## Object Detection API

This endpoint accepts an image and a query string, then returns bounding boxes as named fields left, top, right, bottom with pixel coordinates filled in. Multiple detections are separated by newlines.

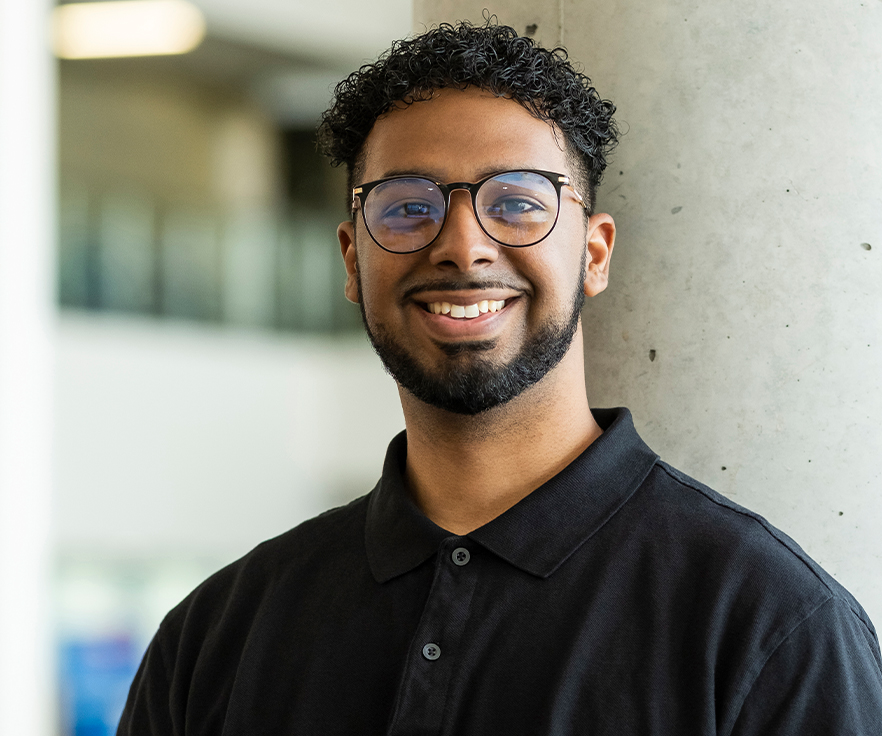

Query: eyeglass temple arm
left=557, top=176, right=588, bottom=210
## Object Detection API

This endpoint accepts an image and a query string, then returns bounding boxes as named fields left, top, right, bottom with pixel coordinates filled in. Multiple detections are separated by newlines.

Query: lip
left=409, top=288, right=521, bottom=305
left=410, top=296, right=519, bottom=341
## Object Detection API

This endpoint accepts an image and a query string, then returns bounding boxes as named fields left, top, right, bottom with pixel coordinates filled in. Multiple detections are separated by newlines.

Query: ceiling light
left=52, top=0, right=206, bottom=59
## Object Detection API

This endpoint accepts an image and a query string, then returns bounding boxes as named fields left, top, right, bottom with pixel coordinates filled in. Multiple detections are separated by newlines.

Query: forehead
left=360, top=87, right=569, bottom=183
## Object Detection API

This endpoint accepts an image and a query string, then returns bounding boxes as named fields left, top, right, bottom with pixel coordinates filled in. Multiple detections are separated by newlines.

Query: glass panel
left=97, top=191, right=156, bottom=312
left=221, top=208, right=277, bottom=327
left=159, top=209, right=221, bottom=321
left=58, top=184, right=95, bottom=308
left=298, top=214, right=338, bottom=332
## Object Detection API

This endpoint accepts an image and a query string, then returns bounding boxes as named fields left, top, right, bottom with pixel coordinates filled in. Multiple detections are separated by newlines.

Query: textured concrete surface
left=415, top=0, right=882, bottom=623
left=413, top=0, right=561, bottom=47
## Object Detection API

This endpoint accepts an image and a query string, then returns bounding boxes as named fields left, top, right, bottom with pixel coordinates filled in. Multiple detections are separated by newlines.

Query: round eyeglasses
left=351, top=169, right=587, bottom=254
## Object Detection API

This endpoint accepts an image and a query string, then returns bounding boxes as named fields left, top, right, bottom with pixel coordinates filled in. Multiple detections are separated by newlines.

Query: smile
left=424, top=299, right=507, bottom=319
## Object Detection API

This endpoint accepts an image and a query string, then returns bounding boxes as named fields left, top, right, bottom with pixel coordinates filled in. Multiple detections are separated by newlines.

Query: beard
left=357, top=259, right=586, bottom=416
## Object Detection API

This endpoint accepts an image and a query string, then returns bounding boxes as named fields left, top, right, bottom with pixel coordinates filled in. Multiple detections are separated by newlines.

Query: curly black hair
left=317, top=19, right=618, bottom=213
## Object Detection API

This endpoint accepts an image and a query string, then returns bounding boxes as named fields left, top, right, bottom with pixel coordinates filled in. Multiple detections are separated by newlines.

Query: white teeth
left=426, top=299, right=506, bottom=318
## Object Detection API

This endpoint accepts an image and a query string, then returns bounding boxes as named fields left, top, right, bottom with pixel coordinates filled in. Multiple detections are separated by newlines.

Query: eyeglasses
left=351, top=169, right=587, bottom=254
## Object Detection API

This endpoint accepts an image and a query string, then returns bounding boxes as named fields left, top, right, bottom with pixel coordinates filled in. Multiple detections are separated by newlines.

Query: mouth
left=407, top=287, right=522, bottom=341
left=422, top=298, right=508, bottom=319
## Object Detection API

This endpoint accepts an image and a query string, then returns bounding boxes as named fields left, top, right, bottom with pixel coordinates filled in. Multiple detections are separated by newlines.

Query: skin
left=338, top=87, right=616, bottom=535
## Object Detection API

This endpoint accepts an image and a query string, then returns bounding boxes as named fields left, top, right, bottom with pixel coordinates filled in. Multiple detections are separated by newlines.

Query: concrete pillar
left=414, top=1, right=882, bottom=623
left=0, top=0, right=56, bottom=730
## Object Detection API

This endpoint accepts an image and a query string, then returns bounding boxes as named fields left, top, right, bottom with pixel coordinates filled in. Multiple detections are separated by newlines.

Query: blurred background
left=2, top=0, right=881, bottom=733
left=3, top=0, right=410, bottom=732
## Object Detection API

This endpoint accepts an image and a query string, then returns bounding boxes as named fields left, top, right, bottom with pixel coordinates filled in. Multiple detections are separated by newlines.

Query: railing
left=58, top=184, right=361, bottom=333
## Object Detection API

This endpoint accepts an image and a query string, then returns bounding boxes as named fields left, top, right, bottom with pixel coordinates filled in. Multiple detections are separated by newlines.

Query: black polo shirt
left=118, top=408, right=882, bottom=735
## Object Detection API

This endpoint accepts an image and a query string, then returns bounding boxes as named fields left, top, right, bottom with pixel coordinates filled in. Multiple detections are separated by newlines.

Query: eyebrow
left=376, top=165, right=545, bottom=182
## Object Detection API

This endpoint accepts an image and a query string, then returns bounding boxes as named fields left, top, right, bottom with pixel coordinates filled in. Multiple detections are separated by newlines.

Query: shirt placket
left=387, top=536, right=478, bottom=736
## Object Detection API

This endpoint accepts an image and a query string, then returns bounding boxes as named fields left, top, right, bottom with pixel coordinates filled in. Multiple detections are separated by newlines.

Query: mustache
left=401, top=278, right=526, bottom=300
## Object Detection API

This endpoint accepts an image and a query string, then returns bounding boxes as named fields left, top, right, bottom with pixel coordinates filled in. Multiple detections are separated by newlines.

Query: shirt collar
left=365, top=407, right=659, bottom=583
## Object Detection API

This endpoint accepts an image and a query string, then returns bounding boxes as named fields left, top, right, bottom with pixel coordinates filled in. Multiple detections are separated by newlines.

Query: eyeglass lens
left=362, top=171, right=560, bottom=252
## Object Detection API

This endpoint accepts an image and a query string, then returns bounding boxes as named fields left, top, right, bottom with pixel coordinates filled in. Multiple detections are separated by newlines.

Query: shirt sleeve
left=731, top=595, right=882, bottom=735
left=116, top=632, right=177, bottom=736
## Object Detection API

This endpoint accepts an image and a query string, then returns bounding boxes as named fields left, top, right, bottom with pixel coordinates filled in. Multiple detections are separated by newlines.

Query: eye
left=484, top=196, right=548, bottom=220
left=493, top=198, right=541, bottom=214
left=366, top=178, right=444, bottom=223
left=382, top=199, right=441, bottom=220
left=403, top=202, right=432, bottom=217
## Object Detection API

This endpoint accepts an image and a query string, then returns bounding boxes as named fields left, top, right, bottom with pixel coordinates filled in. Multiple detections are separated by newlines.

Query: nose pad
left=428, top=189, right=499, bottom=270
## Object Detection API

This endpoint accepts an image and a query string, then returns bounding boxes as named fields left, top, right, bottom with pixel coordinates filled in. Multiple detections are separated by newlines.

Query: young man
left=119, top=22, right=882, bottom=734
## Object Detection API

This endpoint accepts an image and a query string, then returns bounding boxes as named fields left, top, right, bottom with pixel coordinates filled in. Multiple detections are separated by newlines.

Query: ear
left=337, top=220, right=360, bottom=304
left=582, top=213, right=615, bottom=297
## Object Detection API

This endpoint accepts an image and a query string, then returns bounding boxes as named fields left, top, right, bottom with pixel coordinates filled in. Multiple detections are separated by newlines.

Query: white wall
left=0, top=0, right=56, bottom=731
left=414, top=1, right=882, bottom=625
left=54, top=314, right=404, bottom=563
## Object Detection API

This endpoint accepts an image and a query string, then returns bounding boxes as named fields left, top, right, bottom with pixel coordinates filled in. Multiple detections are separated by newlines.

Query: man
left=119, top=21, right=882, bottom=734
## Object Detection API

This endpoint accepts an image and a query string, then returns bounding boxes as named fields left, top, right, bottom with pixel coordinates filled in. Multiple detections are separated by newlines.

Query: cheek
left=545, top=228, right=588, bottom=292
left=519, top=243, right=582, bottom=295
left=354, top=253, right=403, bottom=323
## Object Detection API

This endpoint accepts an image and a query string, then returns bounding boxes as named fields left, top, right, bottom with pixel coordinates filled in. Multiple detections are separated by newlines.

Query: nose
left=427, top=189, right=499, bottom=271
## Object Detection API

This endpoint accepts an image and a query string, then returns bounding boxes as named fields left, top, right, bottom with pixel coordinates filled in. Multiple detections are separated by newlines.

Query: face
left=338, top=87, right=614, bottom=415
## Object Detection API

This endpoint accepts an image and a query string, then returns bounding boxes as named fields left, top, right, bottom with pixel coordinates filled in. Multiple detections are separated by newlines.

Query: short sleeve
left=116, top=632, right=176, bottom=736
left=731, top=596, right=882, bottom=735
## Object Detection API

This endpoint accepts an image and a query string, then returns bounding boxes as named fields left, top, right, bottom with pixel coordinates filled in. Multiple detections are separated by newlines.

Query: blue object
left=59, top=635, right=142, bottom=736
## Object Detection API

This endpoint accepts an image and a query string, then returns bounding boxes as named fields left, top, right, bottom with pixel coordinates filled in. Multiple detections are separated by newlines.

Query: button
left=422, top=643, right=441, bottom=661
left=451, top=547, right=470, bottom=566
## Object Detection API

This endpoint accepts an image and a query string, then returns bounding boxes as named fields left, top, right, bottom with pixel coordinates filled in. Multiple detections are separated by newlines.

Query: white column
left=414, top=1, right=882, bottom=624
left=0, top=0, right=56, bottom=730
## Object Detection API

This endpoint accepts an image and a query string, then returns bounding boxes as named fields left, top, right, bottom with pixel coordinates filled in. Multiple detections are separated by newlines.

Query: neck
left=400, top=329, right=602, bottom=534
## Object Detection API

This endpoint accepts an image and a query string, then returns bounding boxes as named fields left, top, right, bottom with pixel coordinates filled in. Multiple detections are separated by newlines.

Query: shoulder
left=620, top=461, right=882, bottom=729
left=159, top=493, right=371, bottom=641
left=634, top=460, right=876, bottom=640
left=119, top=494, right=376, bottom=724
